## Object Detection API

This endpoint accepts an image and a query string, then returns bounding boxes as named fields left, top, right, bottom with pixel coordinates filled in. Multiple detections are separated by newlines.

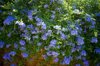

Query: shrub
left=0, top=0, right=100, bottom=66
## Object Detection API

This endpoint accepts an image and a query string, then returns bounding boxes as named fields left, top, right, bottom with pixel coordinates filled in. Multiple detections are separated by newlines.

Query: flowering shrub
left=0, top=0, right=100, bottom=66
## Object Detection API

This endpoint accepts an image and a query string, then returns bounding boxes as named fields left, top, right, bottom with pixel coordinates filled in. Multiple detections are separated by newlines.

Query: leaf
left=94, top=31, right=98, bottom=37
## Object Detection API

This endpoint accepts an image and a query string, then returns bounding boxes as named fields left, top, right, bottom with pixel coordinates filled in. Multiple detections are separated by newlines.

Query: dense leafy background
left=0, top=0, right=100, bottom=66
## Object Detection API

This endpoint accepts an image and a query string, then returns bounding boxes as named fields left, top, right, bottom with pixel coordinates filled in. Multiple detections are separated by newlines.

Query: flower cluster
left=0, top=0, right=100, bottom=66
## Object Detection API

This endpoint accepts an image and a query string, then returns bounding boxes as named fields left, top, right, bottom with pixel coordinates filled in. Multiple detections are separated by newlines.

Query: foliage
left=0, top=0, right=100, bottom=66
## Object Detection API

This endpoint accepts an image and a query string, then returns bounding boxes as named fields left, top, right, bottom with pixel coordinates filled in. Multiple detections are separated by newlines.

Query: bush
left=0, top=0, right=100, bottom=66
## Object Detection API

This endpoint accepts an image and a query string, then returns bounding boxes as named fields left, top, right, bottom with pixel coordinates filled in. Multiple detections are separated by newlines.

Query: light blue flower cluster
left=0, top=0, right=100, bottom=66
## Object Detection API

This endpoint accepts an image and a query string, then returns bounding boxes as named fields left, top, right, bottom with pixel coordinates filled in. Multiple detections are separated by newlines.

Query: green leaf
left=94, top=31, right=98, bottom=37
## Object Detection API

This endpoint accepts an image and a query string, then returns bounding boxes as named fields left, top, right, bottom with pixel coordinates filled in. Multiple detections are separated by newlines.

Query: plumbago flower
left=0, top=0, right=100, bottom=66
left=51, top=14, right=55, bottom=19
left=49, top=39, right=57, bottom=47
left=42, top=33, right=48, bottom=40
left=46, top=51, right=59, bottom=57
left=21, top=52, right=28, bottom=58
left=95, top=48, right=100, bottom=54
left=6, top=44, right=11, bottom=48
left=62, top=56, right=72, bottom=65
left=28, top=10, right=33, bottom=20
left=44, top=4, right=49, bottom=8
left=52, top=51, right=59, bottom=57
left=9, top=51, right=16, bottom=56
left=20, top=47, right=26, bottom=51
left=0, top=40, right=5, bottom=48
left=41, top=22, right=47, bottom=29
left=15, top=20, right=26, bottom=30
left=3, top=16, right=16, bottom=25
left=14, top=43, right=18, bottom=49
left=76, top=36, right=84, bottom=45
left=91, top=37, right=98, bottom=43
left=19, top=40, right=26, bottom=46
left=10, top=64, right=17, bottom=66
left=3, top=53, right=11, bottom=61
left=83, top=60, right=89, bottom=66
left=70, top=29, right=78, bottom=35
left=60, top=31, right=67, bottom=40
left=81, top=50, right=87, bottom=56
left=54, top=57, right=59, bottom=62
left=85, top=14, right=92, bottom=22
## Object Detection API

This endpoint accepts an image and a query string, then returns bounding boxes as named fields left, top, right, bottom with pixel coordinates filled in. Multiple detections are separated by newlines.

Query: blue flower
left=95, top=13, right=100, bottom=17
left=81, top=50, right=86, bottom=56
left=14, top=43, right=18, bottom=49
left=71, top=48, right=76, bottom=53
left=42, top=33, right=48, bottom=40
left=6, top=44, right=11, bottom=48
left=27, top=24, right=34, bottom=29
left=21, top=34, right=31, bottom=41
left=95, top=48, right=100, bottom=54
left=50, top=0, right=54, bottom=4
left=20, top=47, right=26, bottom=51
left=91, top=37, right=98, bottom=43
left=86, top=17, right=91, bottom=22
left=91, top=21, right=96, bottom=25
left=51, top=14, right=55, bottom=19
left=76, top=45, right=82, bottom=51
left=47, top=51, right=52, bottom=56
left=44, top=4, right=48, bottom=8
left=46, top=51, right=59, bottom=57
left=31, top=30, right=37, bottom=34
left=62, top=56, right=71, bottom=65
left=75, top=23, right=82, bottom=31
left=83, top=60, right=89, bottom=66
left=3, top=53, right=11, bottom=61
left=41, top=22, right=46, bottom=29
left=7, top=32, right=11, bottom=38
left=19, top=40, right=26, bottom=45
left=85, top=14, right=91, bottom=22
left=0, top=40, right=5, bottom=48
left=52, top=51, right=59, bottom=57
left=77, top=36, right=84, bottom=45
left=54, top=58, right=59, bottom=62
left=49, top=39, right=57, bottom=47
left=42, top=55, right=47, bottom=59
left=60, top=32, right=67, bottom=40
left=10, top=64, right=17, bottom=66
left=21, top=53, right=28, bottom=58
left=83, top=28, right=87, bottom=33
left=47, top=30, right=52, bottom=36
left=71, top=29, right=78, bottom=35
left=15, top=21, right=26, bottom=28
left=0, top=10, right=2, bottom=13
left=89, top=25, right=95, bottom=29
left=50, top=39, right=57, bottom=45
left=9, top=51, right=16, bottom=56
left=3, top=16, right=15, bottom=25
left=35, top=16, right=42, bottom=22
left=28, top=10, right=33, bottom=20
